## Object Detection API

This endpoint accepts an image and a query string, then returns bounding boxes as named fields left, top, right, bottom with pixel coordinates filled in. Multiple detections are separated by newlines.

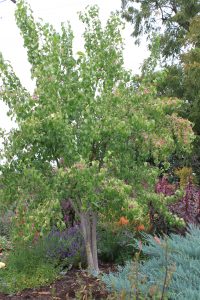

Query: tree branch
left=155, top=1, right=168, bottom=22
left=171, top=0, right=178, bottom=14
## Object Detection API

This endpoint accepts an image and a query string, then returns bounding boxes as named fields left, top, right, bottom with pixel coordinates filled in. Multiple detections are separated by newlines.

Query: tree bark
left=91, top=212, right=98, bottom=272
left=80, top=211, right=99, bottom=273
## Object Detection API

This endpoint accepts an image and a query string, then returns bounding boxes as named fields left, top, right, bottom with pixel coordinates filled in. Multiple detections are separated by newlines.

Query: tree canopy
left=0, top=0, right=194, bottom=272
left=122, top=0, right=200, bottom=60
left=121, top=0, right=200, bottom=180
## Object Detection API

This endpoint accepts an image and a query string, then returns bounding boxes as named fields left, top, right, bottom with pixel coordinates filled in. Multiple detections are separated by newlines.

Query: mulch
left=0, top=264, right=115, bottom=300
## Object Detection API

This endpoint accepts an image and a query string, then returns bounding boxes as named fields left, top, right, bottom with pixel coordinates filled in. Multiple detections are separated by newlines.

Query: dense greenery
left=122, top=0, right=200, bottom=180
left=0, top=0, right=194, bottom=273
left=0, top=241, right=60, bottom=293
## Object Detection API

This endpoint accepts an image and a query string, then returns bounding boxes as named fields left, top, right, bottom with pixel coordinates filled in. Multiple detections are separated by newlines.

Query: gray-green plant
left=102, top=224, right=200, bottom=299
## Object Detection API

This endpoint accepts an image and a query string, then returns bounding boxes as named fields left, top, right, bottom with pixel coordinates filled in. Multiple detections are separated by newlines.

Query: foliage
left=0, top=0, right=194, bottom=271
left=169, top=182, right=200, bottom=225
left=182, top=16, right=200, bottom=134
left=102, top=261, right=136, bottom=297
left=97, top=222, right=136, bottom=264
left=102, top=224, right=200, bottom=299
left=155, top=176, right=177, bottom=196
left=42, top=225, right=86, bottom=267
left=0, top=241, right=60, bottom=293
left=121, top=0, right=200, bottom=60
left=174, top=167, right=194, bottom=188
left=0, top=236, right=12, bottom=252
left=57, top=162, right=131, bottom=218
left=181, top=15, right=200, bottom=180
left=121, top=1, right=200, bottom=183
left=0, top=210, right=13, bottom=238
left=11, top=196, right=65, bottom=242
left=155, top=175, right=200, bottom=225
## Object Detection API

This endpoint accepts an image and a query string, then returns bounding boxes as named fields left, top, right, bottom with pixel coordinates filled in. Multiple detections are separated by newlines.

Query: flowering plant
left=42, top=225, right=86, bottom=267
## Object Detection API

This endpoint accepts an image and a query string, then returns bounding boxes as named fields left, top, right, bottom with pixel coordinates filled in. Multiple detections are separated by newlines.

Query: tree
left=121, top=0, right=200, bottom=60
left=181, top=15, right=200, bottom=177
left=182, top=15, right=200, bottom=134
left=122, top=0, right=200, bottom=181
left=0, top=0, right=194, bottom=272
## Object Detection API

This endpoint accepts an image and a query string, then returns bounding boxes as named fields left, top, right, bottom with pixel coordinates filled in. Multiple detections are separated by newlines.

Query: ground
left=0, top=264, right=115, bottom=300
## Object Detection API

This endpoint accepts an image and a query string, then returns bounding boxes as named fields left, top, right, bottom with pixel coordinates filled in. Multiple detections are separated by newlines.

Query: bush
left=0, top=241, right=60, bottom=293
left=169, top=182, right=200, bottom=225
left=174, top=167, right=194, bottom=188
left=102, top=224, right=200, bottom=299
left=97, top=223, right=136, bottom=264
left=42, top=225, right=86, bottom=267
left=155, top=176, right=200, bottom=227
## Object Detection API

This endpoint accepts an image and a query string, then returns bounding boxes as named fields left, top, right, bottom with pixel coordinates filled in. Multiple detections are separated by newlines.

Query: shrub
left=155, top=176, right=200, bottom=226
left=102, top=224, right=200, bottom=299
left=42, top=225, right=86, bottom=267
left=174, top=167, right=194, bottom=188
left=155, top=176, right=177, bottom=196
left=97, top=223, right=136, bottom=264
left=169, top=182, right=200, bottom=225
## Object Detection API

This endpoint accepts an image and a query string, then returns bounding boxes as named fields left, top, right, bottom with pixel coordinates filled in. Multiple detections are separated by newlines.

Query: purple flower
left=44, top=225, right=86, bottom=266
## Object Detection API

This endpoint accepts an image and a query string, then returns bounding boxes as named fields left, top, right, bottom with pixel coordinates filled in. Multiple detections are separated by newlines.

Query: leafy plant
left=0, top=0, right=194, bottom=273
left=169, top=182, right=200, bottom=225
left=122, top=0, right=200, bottom=60
left=97, top=222, right=136, bottom=264
left=174, top=167, right=194, bottom=188
left=155, top=176, right=200, bottom=225
left=155, top=176, right=177, bottom=196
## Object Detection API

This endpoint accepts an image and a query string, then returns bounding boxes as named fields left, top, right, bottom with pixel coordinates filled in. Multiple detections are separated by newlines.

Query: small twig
left=160, top=238, right=168, bottom=300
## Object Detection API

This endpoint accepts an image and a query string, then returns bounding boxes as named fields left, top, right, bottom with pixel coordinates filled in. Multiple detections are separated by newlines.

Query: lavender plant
left=42, top=225, right=86, bottom=267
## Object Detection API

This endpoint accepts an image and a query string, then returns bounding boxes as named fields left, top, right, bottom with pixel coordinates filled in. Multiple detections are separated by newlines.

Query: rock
left=0, top=262, right=6, bottom=268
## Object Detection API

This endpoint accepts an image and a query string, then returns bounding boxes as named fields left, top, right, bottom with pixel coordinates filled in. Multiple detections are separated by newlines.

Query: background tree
left=0, top=0, right=194, bottom=272
left=122, top=0, right=200, bottom=180
left=181, top=15, right=200, bottom=177
left=121, top=0, right=200, bottom=60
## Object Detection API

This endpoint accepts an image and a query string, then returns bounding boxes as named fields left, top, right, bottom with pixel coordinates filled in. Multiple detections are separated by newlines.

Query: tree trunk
left=91, top=212, right=98, bottom=272
left=80, top=212, right=99, bottom=273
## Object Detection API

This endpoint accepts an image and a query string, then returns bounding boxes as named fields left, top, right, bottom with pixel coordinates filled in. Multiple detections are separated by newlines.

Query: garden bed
left=0, top=264, right=115, bottom=300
